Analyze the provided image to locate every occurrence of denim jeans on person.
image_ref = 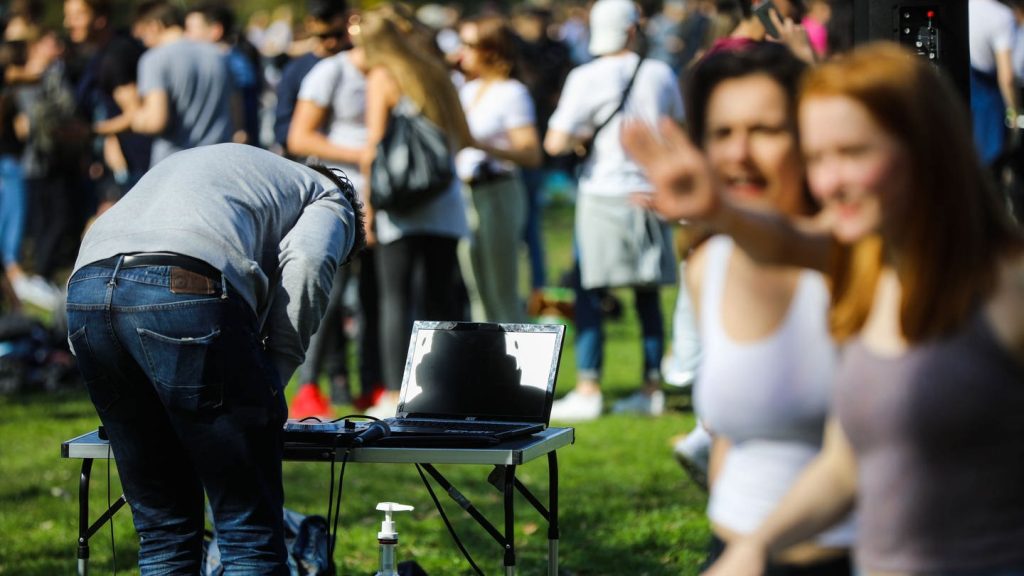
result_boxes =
[571,244,664,382]
[66,261,289,575]
[0,154,26,266]
[574,283,664,382]
[519,166,547,291]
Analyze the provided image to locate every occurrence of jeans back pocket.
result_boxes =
[137,328,223,413]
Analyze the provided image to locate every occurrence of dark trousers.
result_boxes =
[27,176,74,278]
[297,264,349,387]
[375,235,460,391]
[356,249,383,391]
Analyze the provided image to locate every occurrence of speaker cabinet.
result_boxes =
[852,0,970,102]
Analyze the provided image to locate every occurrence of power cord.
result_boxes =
[323,414,383,563]
[326,446,352,561]
[414,464,485,576]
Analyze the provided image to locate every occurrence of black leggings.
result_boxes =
[375,235,461,391]
[702,535,852,576]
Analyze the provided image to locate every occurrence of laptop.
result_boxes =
[381,321,565,441]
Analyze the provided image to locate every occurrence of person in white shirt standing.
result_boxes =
[544,0,684,421]
[455,15,542,323]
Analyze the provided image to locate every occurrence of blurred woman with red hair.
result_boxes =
[625,42,1024,576]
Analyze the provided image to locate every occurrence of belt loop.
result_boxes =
[108,255,124,287]
[220,272,228,300]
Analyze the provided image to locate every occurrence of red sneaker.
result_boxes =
[289,383,334,420]
[353,385,386,412]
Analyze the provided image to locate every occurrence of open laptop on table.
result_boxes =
[379,321,565,441]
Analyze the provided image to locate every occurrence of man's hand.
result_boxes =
[622,117,721,224]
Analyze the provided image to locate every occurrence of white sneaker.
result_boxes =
[661,355,696,389]
[365,395,400,419]
[612,389,665,416]
[549,390,603,422]
[12,275,59,310]
[673,426,711,490]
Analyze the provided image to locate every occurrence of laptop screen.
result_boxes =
[396,322,565,422]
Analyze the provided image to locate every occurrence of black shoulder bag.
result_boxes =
[370,99,454,213]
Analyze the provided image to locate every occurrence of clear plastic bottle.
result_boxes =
[374,502,414,576]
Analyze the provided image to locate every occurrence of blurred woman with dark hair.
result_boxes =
[682,42,854,574]
[454,15,541,322]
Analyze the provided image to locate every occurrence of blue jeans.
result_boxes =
[66,261,289,575]
[573,259,664,382]
[520,167,547,290]
[0,154,26,267]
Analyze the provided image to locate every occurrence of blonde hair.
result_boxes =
[359,5,471,149]
[803,43,1023,342]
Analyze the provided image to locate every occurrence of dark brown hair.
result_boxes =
[462,15,520,79]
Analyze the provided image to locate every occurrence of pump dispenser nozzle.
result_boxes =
[376,502,414,540]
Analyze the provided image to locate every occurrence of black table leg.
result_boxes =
[78,458,93,576]
[76,457,128,575]
[548,451,559,576]
[503,464,516,575]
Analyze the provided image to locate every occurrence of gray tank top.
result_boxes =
[836,309,1024,573]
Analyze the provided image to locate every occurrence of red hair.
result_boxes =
[801,43,1022,342]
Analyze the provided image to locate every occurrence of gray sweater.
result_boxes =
[73,143,359,382]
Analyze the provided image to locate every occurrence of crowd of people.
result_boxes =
[4,0,1024,573]
[0,0,775,421]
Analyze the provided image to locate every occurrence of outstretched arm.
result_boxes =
[622,117,833,272]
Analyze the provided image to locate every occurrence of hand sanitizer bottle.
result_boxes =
[375,502,414,576]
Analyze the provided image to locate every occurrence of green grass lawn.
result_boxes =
[0,199,710,575]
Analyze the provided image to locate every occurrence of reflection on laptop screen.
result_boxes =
[396,324,562,422]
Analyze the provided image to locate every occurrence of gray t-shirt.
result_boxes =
[137,39,234,166]
[296,50,367,192]
[73,143,360,382]
[837,309,1024,572]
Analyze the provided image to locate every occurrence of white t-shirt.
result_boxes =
[296,51,368,192]
[548,52,684,198]
[455,78,536,181]
[969,0,1015,74]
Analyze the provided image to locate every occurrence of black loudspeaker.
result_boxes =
[852,0,970,102]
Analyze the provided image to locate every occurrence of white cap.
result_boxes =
[588,0,638,57]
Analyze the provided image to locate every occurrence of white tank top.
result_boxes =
[695,236,855,546]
